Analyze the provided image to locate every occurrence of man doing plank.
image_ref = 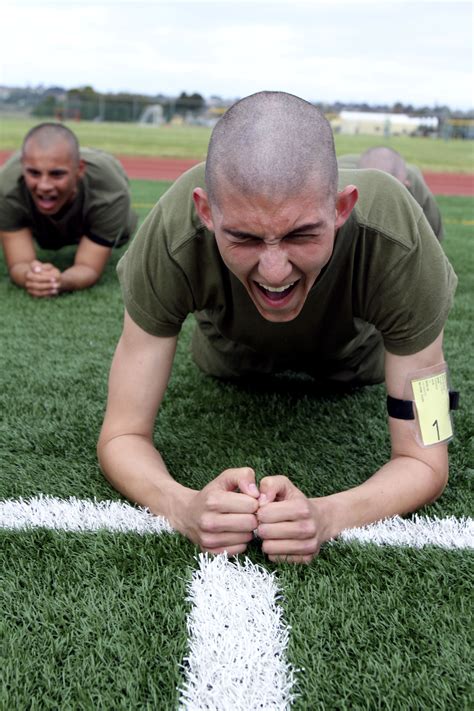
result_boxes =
[0,123,137,296]
[99,92,457,563]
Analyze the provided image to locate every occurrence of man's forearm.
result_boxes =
[59,264,102,292]
[315,454,448,542]
[98,433,194,528]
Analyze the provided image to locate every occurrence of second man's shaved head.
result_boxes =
[205,91,338,206]
[358,146,407,184]
[22,123,80,165]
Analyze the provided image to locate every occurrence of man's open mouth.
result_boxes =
[36,195,58,211]
[255,280,298,301]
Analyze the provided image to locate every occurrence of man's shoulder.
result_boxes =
[162,162,206,203]
[337,153,360,169]
[339,168,423,248]
[153,162,207,252]
[405,163,430,201]
[80,148,129,189]
[118,161,218,320]
[0,152,23,195]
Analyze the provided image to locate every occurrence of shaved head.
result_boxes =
[22,123,80,165]
[205,91,338,207]
[358,146,407,184]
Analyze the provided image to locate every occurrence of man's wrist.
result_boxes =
[157,481,195,534]
[310,494,346,543]
[9,262,30,287]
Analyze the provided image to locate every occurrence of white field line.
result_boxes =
[0,495,172,534]
[2,498,473,710]
[339,513,474,549]
[1,496,473,550]
[178,553,297,711]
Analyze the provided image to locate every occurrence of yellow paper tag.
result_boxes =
[411,371,453,446]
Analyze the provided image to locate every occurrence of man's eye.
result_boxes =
[228,235,256,243]
[286,233,314,241]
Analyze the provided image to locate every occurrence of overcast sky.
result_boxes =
[1,0,472,110]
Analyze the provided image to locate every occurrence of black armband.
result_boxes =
[387,391,460,420]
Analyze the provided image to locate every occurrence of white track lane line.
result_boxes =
[178,553,297,711]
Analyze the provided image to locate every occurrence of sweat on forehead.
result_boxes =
[205,91,338,206]
[21,123,80,164]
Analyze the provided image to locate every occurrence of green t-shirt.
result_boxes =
[118,164,457,384]
[337,153,444,240]
[0,148,138,249]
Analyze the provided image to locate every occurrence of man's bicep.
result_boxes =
[384,331,449,475]
[101,310,178,441]
[385,331,445,397]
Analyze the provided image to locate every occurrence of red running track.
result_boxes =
[1,150,472,196]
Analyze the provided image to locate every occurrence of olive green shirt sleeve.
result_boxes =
[82,151,138,247]
[345,172,456,355]
[117,202,196,336]
[0,154,31,231]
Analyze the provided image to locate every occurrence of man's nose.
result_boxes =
[258,243,292,284]
[37,174,53,192]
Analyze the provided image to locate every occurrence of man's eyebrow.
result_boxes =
[24,166,68,174]
[223,222,325,240]
[223,228,261,239]
[285,221,326,235]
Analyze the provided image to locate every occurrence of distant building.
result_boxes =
[332,111,438,137]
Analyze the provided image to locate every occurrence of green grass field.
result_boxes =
[1,178,473,708]
[1,116,473,171]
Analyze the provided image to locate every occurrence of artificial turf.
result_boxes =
[1,185,472,708]
[1,530,192,709]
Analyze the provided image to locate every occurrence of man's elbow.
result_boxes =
[96,427,114,474]
[425,460,449,505]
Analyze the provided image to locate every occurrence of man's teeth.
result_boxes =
[258,281,296,293]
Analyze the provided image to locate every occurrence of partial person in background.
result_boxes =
[338,146,444,240]
[0,123,137,297]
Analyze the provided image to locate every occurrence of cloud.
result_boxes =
[1,1,472,108]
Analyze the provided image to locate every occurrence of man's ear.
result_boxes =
[193,188,214,231]
[77,159,86,179]
[335,185,358,229]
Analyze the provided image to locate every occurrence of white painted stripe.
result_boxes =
[340,514,474,549]
[1,497,473,550]
[0,495,172,534]
[178,553,297,711]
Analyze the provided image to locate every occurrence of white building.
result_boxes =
[333,111,438,136]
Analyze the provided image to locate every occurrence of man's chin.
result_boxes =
[252,296,305,323]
